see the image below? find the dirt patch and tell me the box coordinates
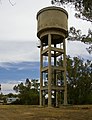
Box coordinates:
[0,105,92,120]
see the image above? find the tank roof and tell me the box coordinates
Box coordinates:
[37,6,68,20]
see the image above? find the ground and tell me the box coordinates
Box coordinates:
[0,105,92,120]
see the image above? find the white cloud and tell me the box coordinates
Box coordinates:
[0,0,51,62]
[0,0,91,62]
[1,81,24,94]
[0,41,40,62]
[0,1,91,94]
[0,0,51,41]
[67,41,92,60]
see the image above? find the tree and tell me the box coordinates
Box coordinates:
[13,78,39,105]
[51,0,92,53]
[64,56,92,104]
[67,27,92,54]
[31,79,40,90]
[57,56,92,104]
[0,92,3,99]
[51,0,92,22]
[0,0,16,6]
[0,84,1,91]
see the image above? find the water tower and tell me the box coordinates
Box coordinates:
[37,6,68,107]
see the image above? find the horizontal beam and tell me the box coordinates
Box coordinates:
[41,66,65,73]
[41,66,48,72]
[41,47,48,55]
[52,66,65,71]
[41,47,64,56]
[51,47,64,53]
[41,86,65,91]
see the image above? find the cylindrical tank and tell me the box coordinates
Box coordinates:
[37,6,68,44]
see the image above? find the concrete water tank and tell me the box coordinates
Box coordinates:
[37,6,68,44]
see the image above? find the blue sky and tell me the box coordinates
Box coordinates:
[0,0,91,94]
[0,62,40,83]
[0,61,40,94]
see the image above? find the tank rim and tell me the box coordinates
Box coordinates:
[37,6,68,20]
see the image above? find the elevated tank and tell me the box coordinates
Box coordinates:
[37,6,68,107]
[37,6,68,44]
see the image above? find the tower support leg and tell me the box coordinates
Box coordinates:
[63,39,67,105]
[40,42,43,107]
[48,34,52,107]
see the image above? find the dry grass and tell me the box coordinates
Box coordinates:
[0,105,92,120]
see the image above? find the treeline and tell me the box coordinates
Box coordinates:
[0,56,91,105]
[13,56,92,105]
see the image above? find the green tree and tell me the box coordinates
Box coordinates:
[31,79,40,90]
[0,84,1,91]
[57,56,92,104]
[51,0,92,22]
[0,92,3,99]
[13,78,39,105]
[51,0,92,53]
[68,27,92,54]
[51,1,92,104]
[66,56,92,104]
[7,93,17,98]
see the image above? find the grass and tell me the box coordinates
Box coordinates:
[0,105,92,120]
